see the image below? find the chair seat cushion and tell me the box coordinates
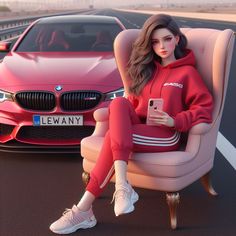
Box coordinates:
[81,136,199,178]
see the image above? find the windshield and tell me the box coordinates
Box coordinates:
[15,22,123,52]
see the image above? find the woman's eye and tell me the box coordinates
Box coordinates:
[152,41,159,45]
[165,37,172,41]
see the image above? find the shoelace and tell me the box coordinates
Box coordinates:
[62,207,75,221]
[111,185,130,204]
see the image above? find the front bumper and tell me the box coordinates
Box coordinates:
[0,100,108,150]
[0,140,82,153]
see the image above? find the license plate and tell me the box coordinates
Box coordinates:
[33,115,83,126]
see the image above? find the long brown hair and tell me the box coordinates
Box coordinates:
[128,14,187,95]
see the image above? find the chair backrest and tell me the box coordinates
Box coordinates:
[114,28,235,124]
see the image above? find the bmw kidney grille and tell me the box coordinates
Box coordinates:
[15,91,102,111]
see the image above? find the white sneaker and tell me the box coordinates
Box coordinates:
[112,182,139,216]
[49,205,97,234]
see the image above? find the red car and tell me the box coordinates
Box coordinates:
[0,15,125,152]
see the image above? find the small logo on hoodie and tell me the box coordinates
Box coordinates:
[163,82,183,89]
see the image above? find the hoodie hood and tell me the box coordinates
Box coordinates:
[155,49,196,69]
[149,49,196,94]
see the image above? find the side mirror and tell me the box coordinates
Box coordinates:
[0,41,12,52]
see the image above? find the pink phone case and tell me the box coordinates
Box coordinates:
[146,98,164,126]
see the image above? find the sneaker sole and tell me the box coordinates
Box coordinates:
[117,189,139,216]
[50,216,97,234]
[132,190,139,205]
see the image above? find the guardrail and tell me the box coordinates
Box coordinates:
[0,10,92,41]
[1,10,235,41]
[0,17,37,40]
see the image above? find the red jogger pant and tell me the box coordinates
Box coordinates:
[86,97,180,197]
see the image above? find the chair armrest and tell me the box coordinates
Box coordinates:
[189,123,212,135]
[185,123,210,153]
[92,108,109,137]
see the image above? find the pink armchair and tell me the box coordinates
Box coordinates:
[81,27,235,229]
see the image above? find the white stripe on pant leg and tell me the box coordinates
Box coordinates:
[133,135,179,145]
[133,136,180,146]
[133,132,180,146]
[133,132,179,144]
[133,133,178,143]
[133,131,179,141]
[99,165,115,189]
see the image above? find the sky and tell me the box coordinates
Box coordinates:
[1,0,236,3]
[1,0,236,10]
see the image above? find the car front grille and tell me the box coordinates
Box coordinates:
[0,124,15,136]
[15,91,103,111]
[15,92,56,111]
[16,126,95,141]
[60,91,103,111]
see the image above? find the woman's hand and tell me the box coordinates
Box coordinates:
[149,110,175,127]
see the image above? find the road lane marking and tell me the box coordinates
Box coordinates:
[217,132,236,170]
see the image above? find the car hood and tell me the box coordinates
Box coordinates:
[0,52,122,92]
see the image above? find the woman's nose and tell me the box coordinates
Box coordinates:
[159,41,165,48]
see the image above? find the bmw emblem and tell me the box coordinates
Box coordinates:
[55,85,63,91]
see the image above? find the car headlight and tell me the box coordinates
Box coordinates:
[0,90,14,102]
[105,88,125,101]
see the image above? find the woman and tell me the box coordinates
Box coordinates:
[50,14,213,234]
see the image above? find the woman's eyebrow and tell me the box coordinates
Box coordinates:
[152,35,173,41]
[163,35,173,38]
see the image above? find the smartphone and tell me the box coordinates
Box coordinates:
[146,98,164,126]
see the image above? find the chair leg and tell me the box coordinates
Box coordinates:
[82,171,90,186]
[166,192,180,230]
[200,171,218,196]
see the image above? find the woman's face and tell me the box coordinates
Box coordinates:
[151,28,179,64]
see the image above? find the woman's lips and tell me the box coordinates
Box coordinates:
[160,50,168,54]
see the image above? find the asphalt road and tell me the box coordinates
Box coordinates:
[0,9,236,236]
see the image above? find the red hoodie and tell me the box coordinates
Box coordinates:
[128,50,213,132]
